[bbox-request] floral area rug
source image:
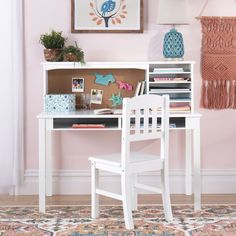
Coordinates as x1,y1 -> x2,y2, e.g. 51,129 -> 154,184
0,205 -> 236,235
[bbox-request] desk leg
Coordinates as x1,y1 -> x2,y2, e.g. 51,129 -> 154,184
185,129 -> 192,195
193,118 -> 201,211
46,123 -> 52,197
39,119 -> 46,213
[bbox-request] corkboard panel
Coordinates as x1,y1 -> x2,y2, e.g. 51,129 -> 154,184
48,69 -> 145,109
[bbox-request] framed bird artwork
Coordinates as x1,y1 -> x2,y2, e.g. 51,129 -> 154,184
71,0 -> 143,33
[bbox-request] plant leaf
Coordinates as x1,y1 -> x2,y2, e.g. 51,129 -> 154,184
92,17 -> 98,21
120,15 -> 126,18
122,5 -> 126,10
89,12 -> 95,16
116,18 -> 121,24
90,2 -> 94,8
123,11 -> 127,14
112,19 -> 116,24
96,19 -> 103,25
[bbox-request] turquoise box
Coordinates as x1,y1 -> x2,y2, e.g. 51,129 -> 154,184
44,94 -> 76,113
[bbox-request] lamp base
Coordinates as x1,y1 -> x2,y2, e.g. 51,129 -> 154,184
163,28 -> 184,59
163,57 -> 184,61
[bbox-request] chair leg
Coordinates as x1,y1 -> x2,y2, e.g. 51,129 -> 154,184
161,169 -> 173,222
121,172 -> 134,229
91,161 -> 99,219
131,174 -> 138,211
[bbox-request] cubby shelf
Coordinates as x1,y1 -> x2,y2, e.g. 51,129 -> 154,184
147,61 -> 195,113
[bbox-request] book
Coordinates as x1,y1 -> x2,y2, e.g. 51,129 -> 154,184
150,88 -> 190,93
94,108 -> 114,115
93,108 -> 123,115
156,105 -> 191,113
153,78 -> 174,81
134,81 -> 142,96
153,77 -> 189,82
140,81 -> 145,95
170,105 -> 191,111
72,124 -> 105,128
113,109 -> 123,115
154,67 -> 183,70
153,68 -> 184,72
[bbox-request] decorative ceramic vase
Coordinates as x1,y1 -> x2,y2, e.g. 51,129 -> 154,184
163,28 -> 184,59
44,49 -> 62,62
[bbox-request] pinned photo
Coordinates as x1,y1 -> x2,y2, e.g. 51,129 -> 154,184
90,89 -> 103,104
72,78 -> 84,92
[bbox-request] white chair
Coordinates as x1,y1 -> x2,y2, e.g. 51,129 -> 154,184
89,94 -> 173,229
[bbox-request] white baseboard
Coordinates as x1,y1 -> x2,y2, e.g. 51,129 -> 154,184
18,169 -> 236,195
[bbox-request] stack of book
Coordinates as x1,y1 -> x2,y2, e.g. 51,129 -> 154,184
153,67 -> 184,73
94,108 -> 122,115
157,104 -> 191,113
169,104 -> 191,112
150,88 -> 191,94
94,108 -> 114,115
72,124 -> 106,128
153,77 -> 190,82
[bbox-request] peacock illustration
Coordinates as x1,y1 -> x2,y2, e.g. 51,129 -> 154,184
101,0 -> 116,16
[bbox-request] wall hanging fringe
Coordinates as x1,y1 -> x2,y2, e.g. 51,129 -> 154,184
200,16 -> 236,109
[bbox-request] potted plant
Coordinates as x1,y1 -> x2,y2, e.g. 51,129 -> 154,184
63,42 -> 85,64
40,30 -> 67,61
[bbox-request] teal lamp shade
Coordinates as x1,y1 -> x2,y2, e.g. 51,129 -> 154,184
157,0 -> 189,59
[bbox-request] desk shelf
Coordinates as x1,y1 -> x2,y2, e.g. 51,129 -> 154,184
53,128 -> 120,131
53,117 -> 120,130
148,62 -> 195,112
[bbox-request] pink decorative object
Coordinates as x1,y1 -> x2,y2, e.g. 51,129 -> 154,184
116,81 -> 133,91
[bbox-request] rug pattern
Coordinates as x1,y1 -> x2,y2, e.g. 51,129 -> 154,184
0,205 -> 236,235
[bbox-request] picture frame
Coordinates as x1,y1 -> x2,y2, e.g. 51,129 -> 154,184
72,77 -> 84,92
90,89 -> 103,104
71,0 -> 143,33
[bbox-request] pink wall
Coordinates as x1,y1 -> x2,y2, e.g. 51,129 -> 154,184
24,0 -> 236,172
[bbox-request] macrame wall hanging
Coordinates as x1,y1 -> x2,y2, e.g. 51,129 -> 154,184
198,1 -> 236,109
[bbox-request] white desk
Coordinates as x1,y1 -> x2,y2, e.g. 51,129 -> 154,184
38,110 -> 201,213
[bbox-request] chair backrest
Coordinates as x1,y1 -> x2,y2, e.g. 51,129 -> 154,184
121,94 -> 169,167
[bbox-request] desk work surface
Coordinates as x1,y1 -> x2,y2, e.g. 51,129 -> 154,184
37,110 -> 201,131
37,109 -> 202,119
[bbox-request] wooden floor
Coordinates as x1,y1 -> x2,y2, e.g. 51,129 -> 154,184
0,194 -> 236,206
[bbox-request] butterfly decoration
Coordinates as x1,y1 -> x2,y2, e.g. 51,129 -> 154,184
95,73 -> 116,86
116,80 -> 133,91
109,93 -> 123,107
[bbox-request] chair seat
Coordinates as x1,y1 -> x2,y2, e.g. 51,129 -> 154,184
89,152 -> 162,168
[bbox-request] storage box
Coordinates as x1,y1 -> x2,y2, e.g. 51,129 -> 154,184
44,94 -> 76,113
